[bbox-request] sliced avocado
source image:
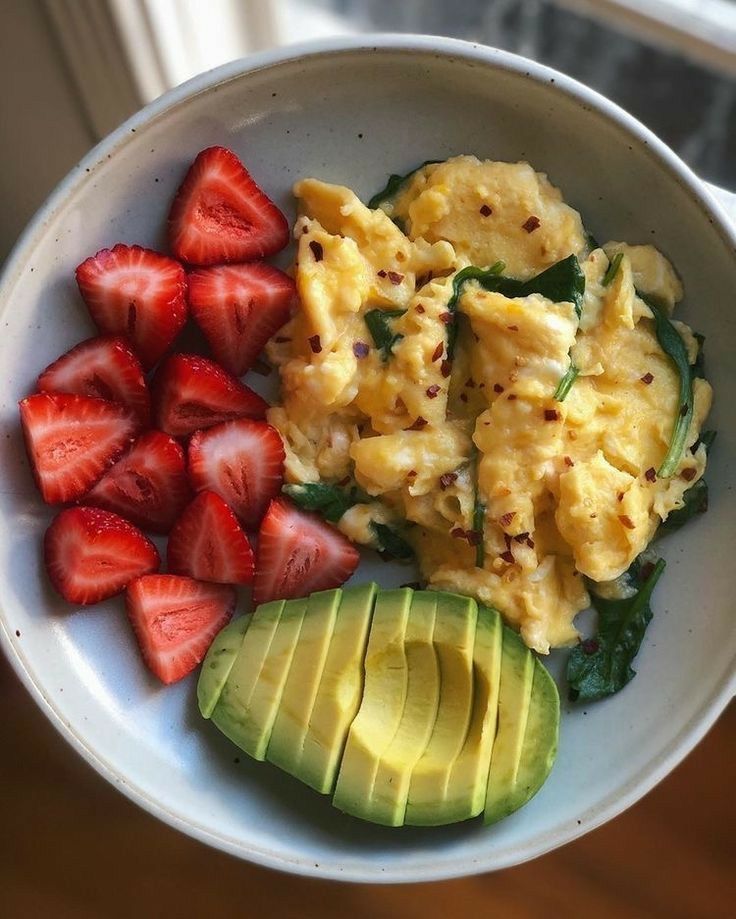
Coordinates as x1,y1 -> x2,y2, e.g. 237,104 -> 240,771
197,615 -> 251,719
211,597 -> 308,761
506,658 -> 559,814
332,588 -> 413,821
483,626 -> 535,824
267,589 -> 342,776
405,591 -> 477,826
437,603 -> 503,824
367,591 -> 441,826
298,583 -> 377,794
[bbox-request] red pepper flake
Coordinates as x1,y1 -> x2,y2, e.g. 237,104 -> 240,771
493,383 -> 505,394
681,467 -> 697,481
483,421 -> 491,426
466,530 -> 482,546
441,360 -> 452,378
564,455 -> 574,467
581,638 -> 599,655
640,372 -> 654,385
415,273 -> 431,289
377,269 -> 387,278
499,550 -> 515,564
408,416 -> 428,431
617,491 -> 624,502
309,240 -> 324,261
479,204 -> 493,217
525,536 -> 535,549
507,324 -> 519,332
460,393 -> 468,403
451,527 -> 466,539
499,511 -> 516,527
644,467 -> 657,482
387,270 -> 404,285
273,336 -> 291,343
680,403 -> 689,417
478,382 -> 485,389
308,334 -> 322,354
618,514 -> 635,530
407,469 -> 417,478
513,531 -> 530,543
431,342 -> 444,362
522,215 -> 541,233
352,340 -> 370,359
544,409 -> 559,421
426,384 -> 441,399
337,476 -> 351,487
508,394 -> 518,401
439,472 -> 458,489
503,533 -> 513,550
415,304 -> 426,314
465,378 -> 476,388
438,311 -> 453,324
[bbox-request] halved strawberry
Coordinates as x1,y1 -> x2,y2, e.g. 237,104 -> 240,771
44,507 -> 159,605
168,146 -> 289,266
188,419 -> 284,529
19,393 -> 140,504
37,335 -> 150,425
188,263 -> 296,376
167,490 -> 254,585
152,353 -> 268,438
84,430 -> 191,533
252,498 -> 359,605
75,244 -> 188,370
126,574 -> 236,684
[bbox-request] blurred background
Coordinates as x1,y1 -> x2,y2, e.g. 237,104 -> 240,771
1,1 -> 734,916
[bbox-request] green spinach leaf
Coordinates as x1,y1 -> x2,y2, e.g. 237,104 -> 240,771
364,308 -> 407,361
282,483 -> 368,523
367,159 -> 441,210
567,557 -> 666,702
371,523 -> 414,560
657,480 -> 708,537
641,295 -> 694,477
698,429 -> 717,452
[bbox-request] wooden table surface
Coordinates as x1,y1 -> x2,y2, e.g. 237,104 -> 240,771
1,656 -> 733,919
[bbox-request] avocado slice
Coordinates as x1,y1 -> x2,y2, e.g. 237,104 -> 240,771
211,597 -> 308,761
435,603 -> 503,825
197,615 -> 251,719
298,583 -> 377,794
366,591 -> 441,826
405,591 -> 478,826
267,588 -> 342,777
332,587 -> 413,821
483,626 -> 535,824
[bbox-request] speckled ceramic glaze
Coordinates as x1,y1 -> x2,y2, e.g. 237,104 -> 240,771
0,36 -> 734,882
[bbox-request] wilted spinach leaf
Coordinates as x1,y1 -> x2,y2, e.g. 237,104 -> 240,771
282,483 -> 368,523
567,557 -> 666,702
367,159 -> 441,210
657,480 -> 708,537
371,523 -> 414,560
364,308 -> 406,361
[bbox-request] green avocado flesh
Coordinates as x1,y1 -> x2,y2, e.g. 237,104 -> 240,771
198,587 -> 559,828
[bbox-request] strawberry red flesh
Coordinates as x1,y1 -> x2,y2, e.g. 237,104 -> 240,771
44,507 -> 159,605
152,353 -> 268,438
252,498 -> 360,605
168,146 -> 289,266
188,262 -> 296,376
37,334 -> 151,425
188,418 -> 285,529
126,574 -> 236,684
75,244 -> 188,370
84,429 -> 191,533
167,490 -> 254,585
19,392 -> 140,504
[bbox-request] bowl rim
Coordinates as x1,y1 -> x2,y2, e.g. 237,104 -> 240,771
1,33 -> 735,884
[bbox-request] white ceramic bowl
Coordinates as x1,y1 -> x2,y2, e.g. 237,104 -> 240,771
1,36 -> 734,883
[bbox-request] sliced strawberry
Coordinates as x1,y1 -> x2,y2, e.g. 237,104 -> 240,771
252,498 -> 359,605
84,430 -> 191,533
167,490 -> 254,585
37,335 -> 150,425
168,146 -> 289,266
44,507 -> 159,605
19,393 -> 140,504
126,574 -> 235,684
75,244 -> 188,370
188,263 -> 296,376
188,419 -> 284,529
152,353 -> 268,438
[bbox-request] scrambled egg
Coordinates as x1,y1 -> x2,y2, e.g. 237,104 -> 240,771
266,156 -> 713,654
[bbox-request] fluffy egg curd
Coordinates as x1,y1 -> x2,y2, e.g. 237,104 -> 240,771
265,155 -> 713,654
